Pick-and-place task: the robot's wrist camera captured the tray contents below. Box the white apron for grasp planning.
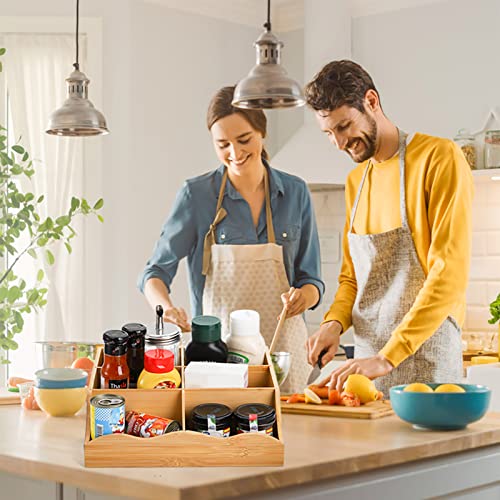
[202,168,310,393]
[349,131,463,397]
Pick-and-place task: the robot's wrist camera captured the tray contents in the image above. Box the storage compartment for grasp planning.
[83,348,284,467]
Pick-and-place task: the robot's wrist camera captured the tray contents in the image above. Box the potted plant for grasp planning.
[0,48,104,363]
[488,293,500,355]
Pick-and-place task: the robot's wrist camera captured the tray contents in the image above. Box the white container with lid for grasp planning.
[225,310,267,365]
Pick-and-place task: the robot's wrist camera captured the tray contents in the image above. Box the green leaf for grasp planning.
[71,197,80,211]
[0,61,2,73]
[7,286,21,304]
[37,194,44,203]
[93,198,104,210]
[22,151,29,162]
[64,242,72,254]
[0,48,6,55]
[13,310,24,330]
[45,249,55,265]
[12,145,24,155]
[37,236,48,247]
[97,214,104,223]
[55,215,70,226]
[37,269,44,282]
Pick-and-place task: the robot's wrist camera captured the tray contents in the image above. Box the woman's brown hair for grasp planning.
[206,86,269,161]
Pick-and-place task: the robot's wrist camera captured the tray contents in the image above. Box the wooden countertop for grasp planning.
[1,406,500,500]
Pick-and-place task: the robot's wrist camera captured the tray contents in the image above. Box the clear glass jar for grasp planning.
[454,128,476,170]
[484,130,500,169]
[145,322,181,365]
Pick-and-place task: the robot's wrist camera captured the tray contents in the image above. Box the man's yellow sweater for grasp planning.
[323,133,474,367]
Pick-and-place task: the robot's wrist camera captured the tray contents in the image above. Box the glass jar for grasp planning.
[453,129,476,170]
[145,322,181,365]
[484,130,500,169]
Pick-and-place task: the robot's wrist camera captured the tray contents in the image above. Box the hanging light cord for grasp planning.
[73,0,80,70]
[263,0,271,31]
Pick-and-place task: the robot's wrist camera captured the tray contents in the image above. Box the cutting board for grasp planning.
[281,399,393,419]
[0,388,21,405]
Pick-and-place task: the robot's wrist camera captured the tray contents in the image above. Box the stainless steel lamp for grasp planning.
[232,0,305,110]
[46,0,108,136]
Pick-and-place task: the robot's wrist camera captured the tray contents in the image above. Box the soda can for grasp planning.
[126,410,181,438]
[90,394,126,439]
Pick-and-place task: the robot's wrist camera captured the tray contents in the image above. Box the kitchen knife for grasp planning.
[306,350,327,385]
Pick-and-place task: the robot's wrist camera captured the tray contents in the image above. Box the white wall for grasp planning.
[0,0,304,339]
[352,0,500,340]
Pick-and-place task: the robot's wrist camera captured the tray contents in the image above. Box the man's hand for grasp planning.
[318,354,394,392]
[163,306,190,332]
[306,321,342,367]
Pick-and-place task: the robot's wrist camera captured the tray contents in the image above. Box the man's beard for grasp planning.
[345,115,377,163]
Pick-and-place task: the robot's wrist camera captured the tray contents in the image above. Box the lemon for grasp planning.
[403,383,433,393]
[344,374,379,403]
[304,387,322,405]
[434,383,465,393]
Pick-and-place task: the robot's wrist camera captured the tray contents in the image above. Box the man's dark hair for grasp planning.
[305,60,380,113]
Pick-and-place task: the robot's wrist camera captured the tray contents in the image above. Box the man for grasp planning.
[305,60,473,396]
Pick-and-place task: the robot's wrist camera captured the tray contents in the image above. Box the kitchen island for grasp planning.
[1,405,500,500]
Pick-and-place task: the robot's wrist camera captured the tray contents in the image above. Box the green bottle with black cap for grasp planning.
[185,316,228,364]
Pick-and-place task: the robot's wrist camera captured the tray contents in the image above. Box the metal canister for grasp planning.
[125,410,181,438]
[90,394,126,439]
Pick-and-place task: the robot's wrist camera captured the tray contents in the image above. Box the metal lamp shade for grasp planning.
[232,30,305,110]
[46,69,108,136]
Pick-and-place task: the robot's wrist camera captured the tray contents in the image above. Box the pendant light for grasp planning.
[232,0,305,109]
[46,0,108,136]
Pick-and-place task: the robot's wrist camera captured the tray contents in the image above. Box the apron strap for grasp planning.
[349,129,408,233]
[263,168,276,244]
[202,166,276,276]
[397,129,409,230]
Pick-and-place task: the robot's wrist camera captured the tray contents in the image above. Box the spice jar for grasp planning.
[191,403,232,437]
[145,322,182,365]
[122,322,146,388]
[185,315,228,365]
[101,330,130,389]
[454,129,476,170]
[484,130,500,169]
[234,403,276,436]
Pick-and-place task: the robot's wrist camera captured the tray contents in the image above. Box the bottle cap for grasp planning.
[144,349,174,373]
[191,315,222,343]
[229,310,260,337]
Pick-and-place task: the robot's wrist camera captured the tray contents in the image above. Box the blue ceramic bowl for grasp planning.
[390,383,491,430]
[35,367,88,389]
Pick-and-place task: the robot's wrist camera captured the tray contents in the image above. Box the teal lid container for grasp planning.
[191,315,222,343]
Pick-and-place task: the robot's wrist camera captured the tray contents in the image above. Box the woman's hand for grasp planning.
[318,354,394,393]
[163,306,191,332]
[280,284,319,318]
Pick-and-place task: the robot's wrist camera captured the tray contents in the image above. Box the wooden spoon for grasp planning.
[269,305,288,353]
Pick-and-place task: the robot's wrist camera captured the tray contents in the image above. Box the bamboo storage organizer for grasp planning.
[84,348,284,467]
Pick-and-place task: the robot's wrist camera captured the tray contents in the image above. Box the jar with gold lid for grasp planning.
[454,128,476,169]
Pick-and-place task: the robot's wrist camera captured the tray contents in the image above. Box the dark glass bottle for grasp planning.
[185,316,228,364]
[101,330,129,389]
[122,323,146,388]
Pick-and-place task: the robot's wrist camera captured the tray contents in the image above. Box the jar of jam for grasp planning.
[122,322,146,388]
[101,330,130,390]
[191,403,232,438]
[234,403,276,436]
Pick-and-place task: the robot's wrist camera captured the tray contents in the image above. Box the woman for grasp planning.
[139,86,324,393]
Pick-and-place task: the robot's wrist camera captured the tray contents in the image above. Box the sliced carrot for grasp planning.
[328,389,341,405]
[280,396,289,402]
[308,384,329,400]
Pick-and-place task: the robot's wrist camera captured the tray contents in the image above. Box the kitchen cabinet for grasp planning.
[472,168,500,182]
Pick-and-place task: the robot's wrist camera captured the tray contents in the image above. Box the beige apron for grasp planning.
[349,131,463,397]
[202,168,310,393]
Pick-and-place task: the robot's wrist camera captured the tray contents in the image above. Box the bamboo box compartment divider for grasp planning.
[84,347,284,467]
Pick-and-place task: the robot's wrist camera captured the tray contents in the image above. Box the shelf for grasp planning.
[472,168,500,182]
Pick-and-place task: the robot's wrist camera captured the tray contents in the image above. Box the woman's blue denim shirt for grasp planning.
[138,163,324,316]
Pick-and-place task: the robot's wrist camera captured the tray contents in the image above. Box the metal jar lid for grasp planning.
[191,403,232,430]
[145,322,181,346]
